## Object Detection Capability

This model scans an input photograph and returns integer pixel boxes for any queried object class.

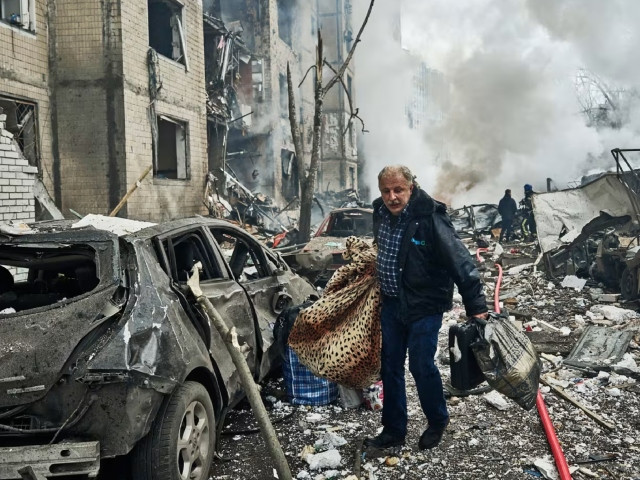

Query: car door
[155,226,258,406]
[208,226,286,380]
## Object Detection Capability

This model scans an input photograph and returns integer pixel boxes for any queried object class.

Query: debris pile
[210,236,640,480]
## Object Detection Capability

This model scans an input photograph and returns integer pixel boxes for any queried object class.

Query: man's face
[379,173,413,216]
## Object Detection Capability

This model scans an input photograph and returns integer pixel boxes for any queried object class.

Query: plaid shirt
[376,203,410,297]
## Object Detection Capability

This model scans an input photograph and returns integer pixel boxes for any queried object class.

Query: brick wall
[0,114,37,222]
[0,0,53,201]
[119,0,208,222]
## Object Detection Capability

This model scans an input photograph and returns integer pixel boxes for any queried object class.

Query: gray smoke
[355,0,640,206]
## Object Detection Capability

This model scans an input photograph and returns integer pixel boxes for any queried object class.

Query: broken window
[0,0,35,31]
[348,166,355,189]
[276,0,293,47]
[0,96,39,167]
[0,246,100,312]
[161,231,222,283]
[279,73,288,116]
[154,115,189,180]
[281,149,299,200]
[211,228,274,282]
[148,0,189,68]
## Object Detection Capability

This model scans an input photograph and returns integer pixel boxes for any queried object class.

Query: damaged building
[0,0,362,223]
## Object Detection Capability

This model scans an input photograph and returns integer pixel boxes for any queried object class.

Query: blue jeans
[380,297,448,438]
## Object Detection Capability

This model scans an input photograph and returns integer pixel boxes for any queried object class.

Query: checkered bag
[282,346,338,405]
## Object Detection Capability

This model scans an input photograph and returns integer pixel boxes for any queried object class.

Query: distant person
[498,189,517,243]
[366,165,488,451]
[521,184,537,238]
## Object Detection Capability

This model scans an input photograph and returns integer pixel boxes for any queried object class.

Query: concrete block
[9,179,24,186]
[23,166,38,174]
[1,150,19,159]
[0,114,6,122]
[598,293,621,303]
[1,130,14,138]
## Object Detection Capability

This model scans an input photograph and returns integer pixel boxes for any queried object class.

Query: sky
[353,0,640,207]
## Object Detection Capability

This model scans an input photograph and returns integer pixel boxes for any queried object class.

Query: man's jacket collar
[373,188,446,219]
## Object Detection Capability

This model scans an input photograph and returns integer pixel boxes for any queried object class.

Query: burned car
[0,216,315,480]
[279,207,373,286]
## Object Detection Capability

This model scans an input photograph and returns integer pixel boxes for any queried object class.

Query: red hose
[476,247,489,263]
[536,391,572,479]
[491,261,572,480]
[493,263,503,313]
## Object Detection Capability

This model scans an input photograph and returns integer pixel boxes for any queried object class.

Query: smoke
[354,0,640,206]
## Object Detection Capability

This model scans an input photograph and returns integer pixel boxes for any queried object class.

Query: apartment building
[0,0,359,223]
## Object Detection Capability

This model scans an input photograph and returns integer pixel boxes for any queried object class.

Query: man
[366,165,488,451]
[521,184,537,238]
[498,189,517,243]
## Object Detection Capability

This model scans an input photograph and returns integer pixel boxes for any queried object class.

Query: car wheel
[131,381,216,480]
[620,267,637,300]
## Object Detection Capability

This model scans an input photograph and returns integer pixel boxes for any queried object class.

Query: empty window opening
[279,73,288,117]
[348,166,355,189]
[276,0,293,47]
[281,149,298,200]
[0,0,35,31]
[148,0,188,67]
[155,116,189,180]
[0,97,39,167]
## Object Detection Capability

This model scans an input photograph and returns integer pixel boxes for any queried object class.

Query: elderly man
[366,165,488,450]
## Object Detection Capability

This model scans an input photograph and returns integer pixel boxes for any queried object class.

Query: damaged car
[0,216,316,480]
[279,207,373,287]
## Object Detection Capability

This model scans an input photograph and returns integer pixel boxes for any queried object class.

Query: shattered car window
[0,245,100,312]
[210,229,269,282]
[158,231,222,283]
[315,209,374,238]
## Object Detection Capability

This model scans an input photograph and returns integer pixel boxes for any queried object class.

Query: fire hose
[479,249,572,480]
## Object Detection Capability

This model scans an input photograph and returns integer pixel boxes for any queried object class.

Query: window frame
[153,114,190,181]
[0,0,35,33]
[147,0,189,69]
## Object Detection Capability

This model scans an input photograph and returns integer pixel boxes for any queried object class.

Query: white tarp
[72,214,156,236]
[533,173,640,253]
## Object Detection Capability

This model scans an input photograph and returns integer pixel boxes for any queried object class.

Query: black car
[0,216,316,480]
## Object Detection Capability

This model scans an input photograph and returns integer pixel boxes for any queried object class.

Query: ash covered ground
[209,243,640,480]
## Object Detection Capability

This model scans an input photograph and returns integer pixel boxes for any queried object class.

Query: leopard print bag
[288,237,381,389]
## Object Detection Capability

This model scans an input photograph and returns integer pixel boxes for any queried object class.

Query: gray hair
[378,165,419,188]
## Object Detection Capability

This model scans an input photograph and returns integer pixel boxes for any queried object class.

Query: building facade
[0,0,359,224]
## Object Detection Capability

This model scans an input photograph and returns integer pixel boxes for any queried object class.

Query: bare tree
[287,0,374,243]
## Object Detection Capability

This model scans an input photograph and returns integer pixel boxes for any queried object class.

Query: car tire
[620,267,638,300]
[131,381,216,480]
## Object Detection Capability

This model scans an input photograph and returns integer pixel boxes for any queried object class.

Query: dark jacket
[373,188,487,321]
[498,195,517,219]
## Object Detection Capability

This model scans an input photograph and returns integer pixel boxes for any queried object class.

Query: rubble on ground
[209,236,640,480]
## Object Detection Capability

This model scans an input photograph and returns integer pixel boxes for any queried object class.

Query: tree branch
[298,65,317,89]
[323,60,368,136]
[323,0,375,93]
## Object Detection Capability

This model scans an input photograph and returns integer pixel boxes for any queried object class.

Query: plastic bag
[471,312,541,410]
[338,384,363,409]
[363,381,384,411]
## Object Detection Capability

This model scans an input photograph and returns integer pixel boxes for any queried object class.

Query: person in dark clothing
[498,189,517,243]
[365,165,488,451]
[521,184,537,237]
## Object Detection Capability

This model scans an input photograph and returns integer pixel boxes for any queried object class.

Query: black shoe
[418,420,449,450]
[363,431,405,449]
